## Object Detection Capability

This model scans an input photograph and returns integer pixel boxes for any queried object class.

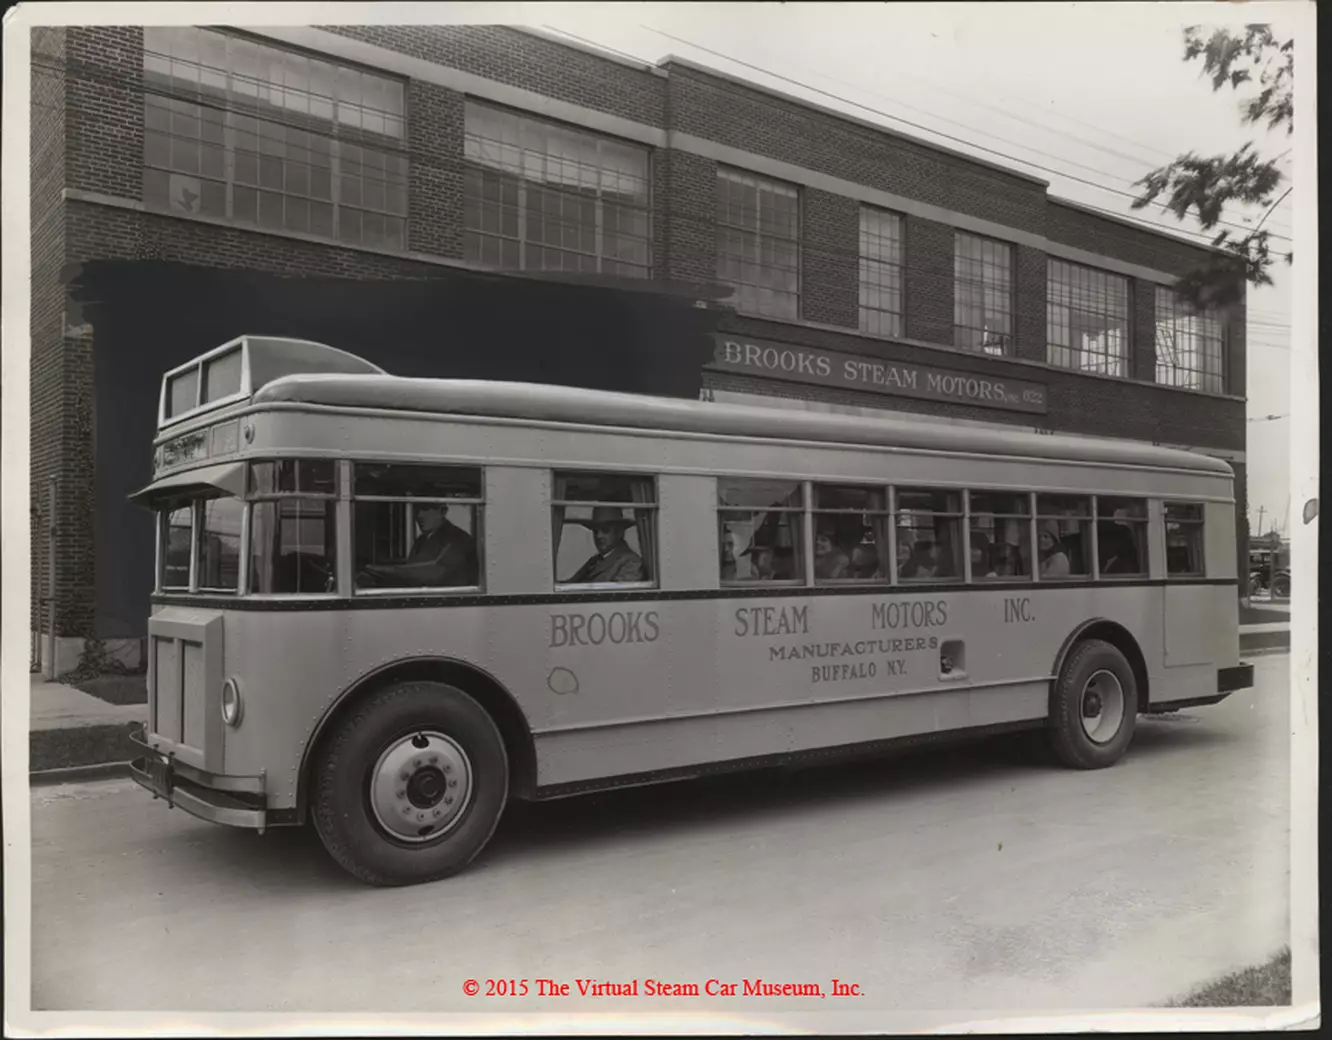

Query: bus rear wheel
[311,680,509,886]
[1047,639,1138,769]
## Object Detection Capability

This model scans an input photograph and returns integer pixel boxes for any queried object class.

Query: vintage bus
[129,336,1254,886]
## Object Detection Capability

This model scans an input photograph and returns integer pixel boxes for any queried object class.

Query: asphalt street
[30,656,1290,1014]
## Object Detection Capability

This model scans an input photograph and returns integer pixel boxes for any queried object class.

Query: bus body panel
[184,581,1239,808]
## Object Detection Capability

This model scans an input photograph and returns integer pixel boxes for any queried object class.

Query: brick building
[29,23,1248,670]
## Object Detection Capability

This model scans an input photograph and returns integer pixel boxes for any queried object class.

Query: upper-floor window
[954,233,1013,355]
[1154,288,1225,393]
[859,207,904,338]
[716,169,800,320]
[463,103,651,278]
[1047,260,1131,377]
[142,28,407,249]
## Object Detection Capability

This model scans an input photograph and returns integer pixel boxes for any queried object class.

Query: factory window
[1154,288,1226,393]
[1047,260,1131,377]
[954,233,1013,355]
[463,103,651,278]
[859,207,904,338]
[142,27,407,249]
[716,168,800,320]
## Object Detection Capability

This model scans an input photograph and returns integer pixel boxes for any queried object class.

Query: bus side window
[1164,502,1205,576]
[718,478,805,584]
[895,488,963,580]
[1035,494,1092,578]
[812,484,889,582]
[1095,497,1148,577]
[553,472,657,587]
[351,463,483,592]
[968,490,1032,579]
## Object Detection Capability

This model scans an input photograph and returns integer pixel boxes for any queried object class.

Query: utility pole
[1256,506,1266,536]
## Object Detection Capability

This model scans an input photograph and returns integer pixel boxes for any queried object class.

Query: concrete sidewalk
[29,676,145,781]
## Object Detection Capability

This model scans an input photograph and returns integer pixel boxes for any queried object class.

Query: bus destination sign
[708,335,1049,415]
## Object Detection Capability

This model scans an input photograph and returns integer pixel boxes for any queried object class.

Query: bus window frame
[245,459,341,600]
[717,477,807,588]
[893,485,965,583]
[195,493,245,595]
[964,487,1035,583]
[1034,492,1094,580]
[1092,495,1150,580]
[349,460,486,596]
[551,470,660,592]
[1163,501,1206,577]
[810,481,891,585]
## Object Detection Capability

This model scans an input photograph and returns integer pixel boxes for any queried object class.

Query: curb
[29,721,141,773]
[30,761,131,787]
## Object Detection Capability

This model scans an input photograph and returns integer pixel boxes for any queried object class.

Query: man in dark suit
[359,502,478,588]
[564,507,646,584]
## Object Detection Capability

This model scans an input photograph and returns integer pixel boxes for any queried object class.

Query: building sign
[708,335,1048,415]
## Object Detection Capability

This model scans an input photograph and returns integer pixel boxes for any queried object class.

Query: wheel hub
[370,731,473,843]
[1079,670,1125,745]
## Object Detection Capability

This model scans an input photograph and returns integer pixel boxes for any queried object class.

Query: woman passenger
[1038,521,1071,577]
[814,528,850,580]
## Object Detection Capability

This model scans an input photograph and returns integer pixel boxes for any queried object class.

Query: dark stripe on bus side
[152,576,1239,612]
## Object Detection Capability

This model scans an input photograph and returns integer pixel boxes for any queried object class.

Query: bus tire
[1047,639,1138,770]
[311,680,509,886]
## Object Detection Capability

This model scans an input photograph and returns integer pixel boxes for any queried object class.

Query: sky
[517,2,1302,535]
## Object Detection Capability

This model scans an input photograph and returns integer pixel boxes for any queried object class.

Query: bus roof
[252,373,1235,476]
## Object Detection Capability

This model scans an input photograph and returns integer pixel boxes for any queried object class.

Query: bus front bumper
[128,726,268,830]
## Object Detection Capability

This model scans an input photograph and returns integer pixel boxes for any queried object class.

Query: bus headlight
[221,678,243,726]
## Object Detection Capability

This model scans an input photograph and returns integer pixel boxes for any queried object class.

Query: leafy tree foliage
[1132,26,1293,308]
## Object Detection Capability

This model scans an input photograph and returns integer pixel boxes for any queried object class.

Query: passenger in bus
[900,538,940,579]
[970,532,999,578]
[1098,516,1141,574]
[848,541,881,580]
[741,534,793,582]
[359,502,478,588]
[720,528,739,582]
[1038,521,1071,577]
[564,507,646,584]
[814,528,850,580]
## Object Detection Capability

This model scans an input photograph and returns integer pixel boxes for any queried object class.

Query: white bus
[129,336,1254,886]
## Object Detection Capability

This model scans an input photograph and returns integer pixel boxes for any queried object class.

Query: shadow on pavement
[194,713,1241,890]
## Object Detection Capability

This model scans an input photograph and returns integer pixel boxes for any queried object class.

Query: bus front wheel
[311,680,509,886]
[1047,639,1138,769]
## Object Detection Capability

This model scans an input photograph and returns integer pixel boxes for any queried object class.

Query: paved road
[31,657,1290,1014]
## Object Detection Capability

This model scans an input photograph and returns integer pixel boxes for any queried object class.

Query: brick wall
[903,216,953,345]
[1046,199,1218,275]
[1013,245,1047,365]
[1131,280,1156,383]
[801,189,858,327]
[660,149,717,285]
[664,64,1048,231]
[321,25,666,127]
[65,27,143,200]
[30,27,67,632]
[408,80,465,259]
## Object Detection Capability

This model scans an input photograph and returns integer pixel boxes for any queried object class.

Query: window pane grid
[463,103,652,278]
[142,31,406,249]
[954,233,1013,355]
[859,207,903,338]
[716,168,800,321]
[1154,288,1225,393]
[1047,259,1130,377]
[144,27,404,138]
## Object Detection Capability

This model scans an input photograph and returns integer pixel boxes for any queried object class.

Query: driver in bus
[564,507,646,584]
[359,502,478,588]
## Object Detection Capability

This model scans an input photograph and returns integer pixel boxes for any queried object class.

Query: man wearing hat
[564,506,646,584]
[358,501,478,589]
[741,529,794,581]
